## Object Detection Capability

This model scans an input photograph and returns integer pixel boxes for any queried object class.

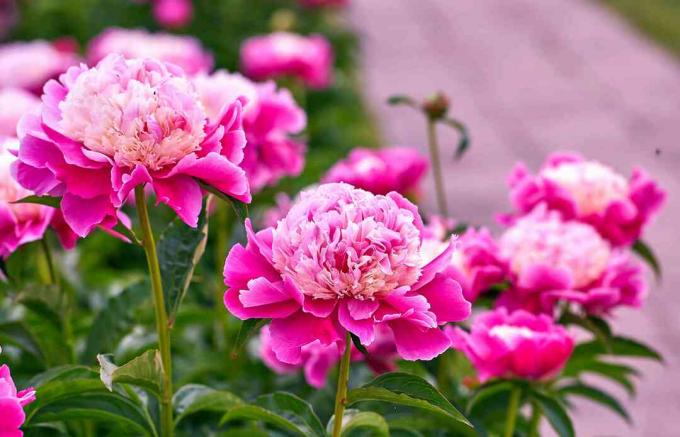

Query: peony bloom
[241,32,333,89]
[0,88,40,138]
[323,147,429,198]
[194,71,306,193]
[300,0,349,7]
[0,40,78,94]
[224,183,471,364]
[497,207,647,315]
[87,28,212,76]
[13,54,250,237]
[421,225,509,303]
[0,364,36,436]
[152,0,193,28]
[507,153,665,246]
[447,308,574,382]
[0,138,53,258]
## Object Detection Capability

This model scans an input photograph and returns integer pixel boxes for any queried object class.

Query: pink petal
[388,319,450,361]
[416,273,471,324]
[269,311,341,365]
[153,175,203,227]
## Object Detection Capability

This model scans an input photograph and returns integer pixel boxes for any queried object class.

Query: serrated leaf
[231,318,268,358]
[529,390,574,437]
[558,383,630,423]
[24,378,157,436]
[198,180,249,221]
[173,384,242,424]
[328,410,388,437]
[158,205,209,323]
[632,240,661,279]
[347,372,472,429]
[98,350,163,397]
[83,281,149,361]
[13,195,61,208]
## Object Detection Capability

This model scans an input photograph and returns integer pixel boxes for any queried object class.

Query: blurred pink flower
[0,363,36,436]
[506,152,665,246]
[300,0,349,8]
[153,0,193,28]
[323,147,429,197]
[261,192,295,229]
[497,207,647,315]
[447,308,574,382]
[241,32,333,89]
[0,40,79,94]
[194,71,306,193]
[0,88,40,138]
[0,138,53,258]
[87,28,212,75]
[13,54,250,237]
[224,183,470,364]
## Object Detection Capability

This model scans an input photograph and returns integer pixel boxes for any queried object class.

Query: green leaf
[632,240,661,279]
[350,332,368,356]
[27,365,98,388]
[572,336,663,362]
[221,404,307,436]
[98,350,164,397]
[529,390,574,437]
[12,195,61,208]
[173,384,242,424]
[83,281,149,361]
[255,392,325,437]
[198,180,249,221]
[442,118,470,160]
[332,410,389,437]
[467,381,514,416]
[563,359,638,396]
[231,318,268,358]
[16,284,63,328]
[558,383,630,423]
[347,372,472,429]
[158,205,209,324]
[24,378,157,436]
[0,321,44,361]
[386,95,418,108]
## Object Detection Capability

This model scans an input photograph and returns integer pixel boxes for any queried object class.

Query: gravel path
[349,1,680,435]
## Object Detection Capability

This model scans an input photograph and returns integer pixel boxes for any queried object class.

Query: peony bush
[0,1,668,436]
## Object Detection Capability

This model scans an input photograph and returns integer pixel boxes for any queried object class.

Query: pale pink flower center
[489,324,535,347]
[59,58,207,171]
[501,214,610,288]
[272,184,423,300]
[541,161,628,215]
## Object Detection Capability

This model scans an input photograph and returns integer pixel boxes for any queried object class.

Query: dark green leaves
[441,117,470,160]
[231,318,268,358]
[198,180,249,221]
[98,350,164,397]
[173,384,242,424]
[559,383,630,422]
[347,372,472,429]
[572,335,663,362]
[334,410,389,437]
[158,206,209,324]
[13,195,61,208]
[632,240,661,279]
[528,389,574,437]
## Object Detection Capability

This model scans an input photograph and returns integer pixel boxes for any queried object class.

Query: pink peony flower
[300,0,349,8]
[0,363,36,436]
[447,308,574,382]
[497,207,647,315]
[323,147,429,198]
[261,192,295,229]
[422,225,509,303]
[194,71,306,193]
[241,32,333,89]
[507,153,665,246]
[152,0,193,28]
[87,28,212,76]
[0,88,40,138]
[0,138,53,258]
[0,40,78,94]
[13,54,250,237]
[224,183,471,364]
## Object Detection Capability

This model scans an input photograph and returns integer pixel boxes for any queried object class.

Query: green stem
[212,197,231,351]
[528,400,541,437]
[332,332,352,437]
[135,186,174,437]
[40,237,58,286]
[426,118,449,216]
[504,386,522,437]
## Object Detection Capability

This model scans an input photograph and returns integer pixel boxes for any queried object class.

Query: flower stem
[212,197,231,352]
[332,332,352,437]
[426,118,449,216]
[528,400,541,437]
[40,237,58,286]
[504,385,522,437]
[135,186,174,437]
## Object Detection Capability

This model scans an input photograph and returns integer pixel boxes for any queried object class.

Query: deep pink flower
[422,225,509,303]
[0,88,40,138]
[0,40,78,94]
[447,308,574,382]
[0,363,36,436]
[87,28,212,75]
[300,0,349,8]
[0,138,53,258]
[194,71,306,193]
[497,207,647,315]
[241,32,333,89]
[153,0,193,28]
[13,54,250,237]
[224,183,471,364]
[506,153,665,246]
[323,147,429,197]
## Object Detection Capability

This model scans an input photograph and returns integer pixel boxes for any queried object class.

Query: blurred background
[2,1,678,435]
